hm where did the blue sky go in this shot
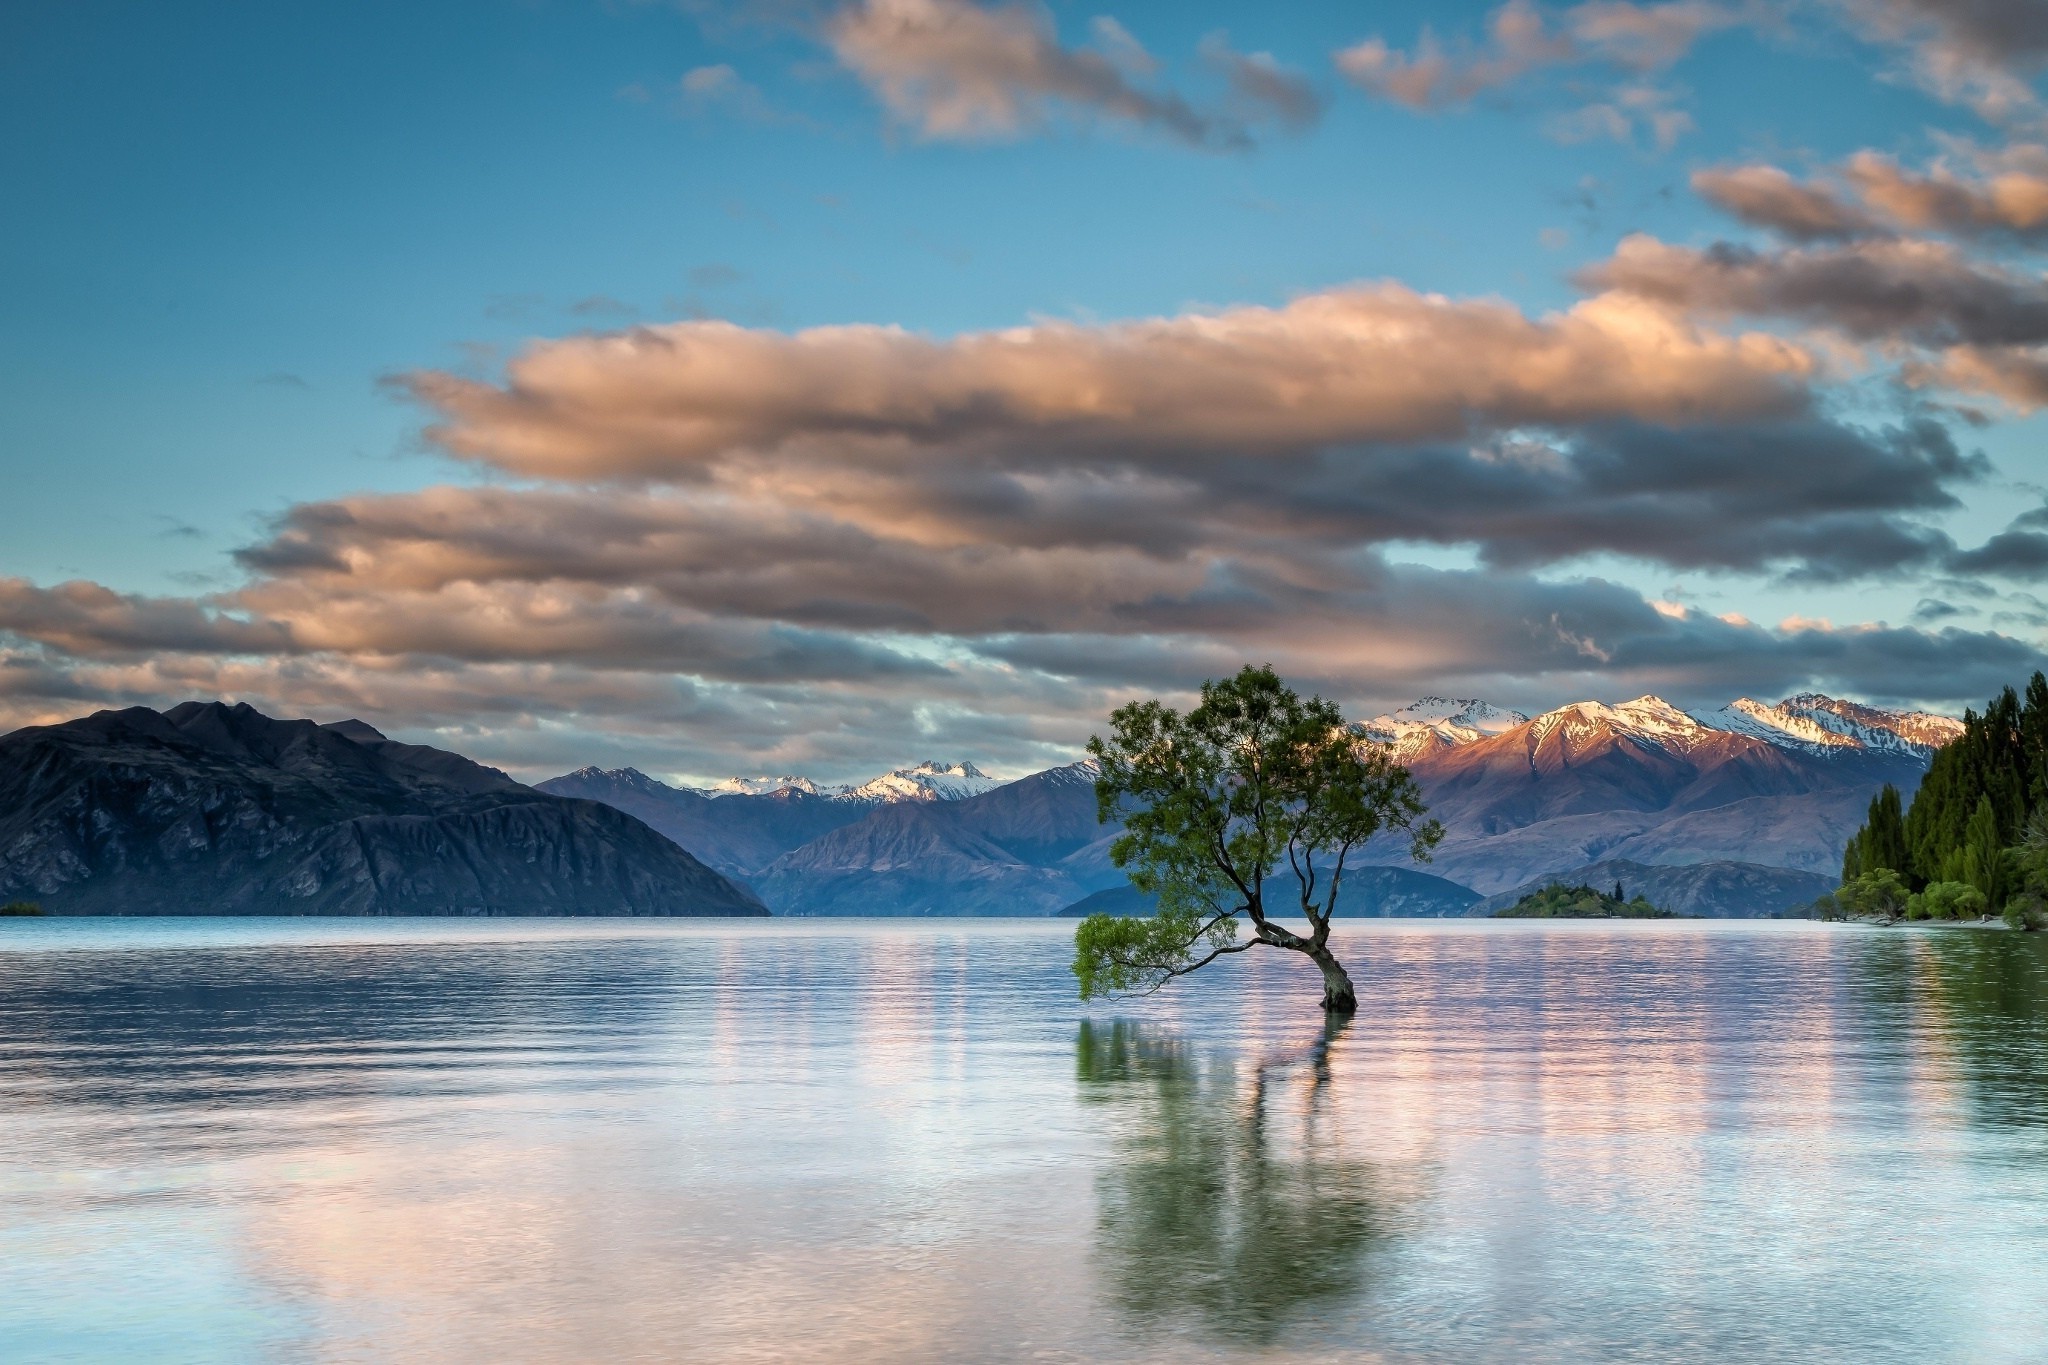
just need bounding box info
[5,0,2048,780]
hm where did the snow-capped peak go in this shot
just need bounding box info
[1388,697,1528,733]
[842,760,1002,804]
[1364,697,1530,758]
[1525,696,1715,752]
[710,774,827,798]
[1690,698,1860,753]
[707,760,1003,802]
[1693,694,1963,758]
[1031,758,1103,787]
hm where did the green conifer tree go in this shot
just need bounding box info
[1961,795,2009,910]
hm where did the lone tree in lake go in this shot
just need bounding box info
[1073,665,1442,1013]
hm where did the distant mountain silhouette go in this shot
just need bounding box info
[536,767,868,880]
[752,762,1106,915]
[544,693,1938,916]
[0,703,765,916]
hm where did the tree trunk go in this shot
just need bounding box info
[1308,944,1357,1013]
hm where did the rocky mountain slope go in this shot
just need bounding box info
[542,690,1953,917]
[0,703,766,916]
[536,767,869,880]
[1363,697,1531,760]
[1374,695,1938,894]
[751,762,1106,915]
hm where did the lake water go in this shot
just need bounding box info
[3,919,2047,1363]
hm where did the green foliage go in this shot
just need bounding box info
[1073,906,1238,1001]
[1905,881,1991,922]
[1492,882,1672,918]
[2005,898,2048,932]
[1074,664,1441,1003]
[1838,672,2048,926]
[1844,784,1907,882]
[0,901,42,917]
[1960,795,2012,908]
[1862,680,2037,890]
[2003,809,2048,931]
[1835,868,1911,919]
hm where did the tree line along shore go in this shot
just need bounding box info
[1830,673,2048,929]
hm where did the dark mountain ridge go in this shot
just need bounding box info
[0,703,765,916]
[753,763,1106,915]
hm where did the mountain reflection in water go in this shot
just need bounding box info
[1078,1017,1403,1344]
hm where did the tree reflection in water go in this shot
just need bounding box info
[1076,1016,1397,1346]
[1908,929,2048,1132]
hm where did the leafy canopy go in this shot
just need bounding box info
[1073,665,1440,1000]
[1492,882,1670,918]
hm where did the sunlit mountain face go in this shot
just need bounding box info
[528,690,1955,917]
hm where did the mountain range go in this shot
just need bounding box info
[700,760,1000,803]
[0,703,765,916]
[0,690,1958,918]
[543,691,1958,918]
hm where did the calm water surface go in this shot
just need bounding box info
[2,918,2046,1363]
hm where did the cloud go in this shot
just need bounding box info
[3,269,2033,774]
[823,0,1305,148]
[1335,0,1734,145]
[570,296,638,319]
[1335,0,1575,110]
[1846,145,2048,237]
[395,283,1814,484]
[1200,35,1324,131]
[675,62,807,126]
[1581,232,2048,348]
[7,540,2038,780]
[1581,227,2048,407]
[1947,501,2048,577]
[1912,597,1963,620]
[1545,80,1695,149]
[1696,144,2048,242]
[202,413,1972,658]
[1951,528,2048,575]
[0,579,292,658]
[1832,0,2048,121]
[0,397,1996,768]
[1692,164,1880,240]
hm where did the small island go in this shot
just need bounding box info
[1494,882,1673,919]
[1,900,43,916]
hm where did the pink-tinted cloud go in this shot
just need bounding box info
[398,284,1813,484]
[1692,164,1881,240]
[1696,144,2048,242]
[1335,1,1736,147]
[1581,232,2048,348]
[824,0,1311,147]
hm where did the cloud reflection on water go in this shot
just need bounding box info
[2,921,2047,1362]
